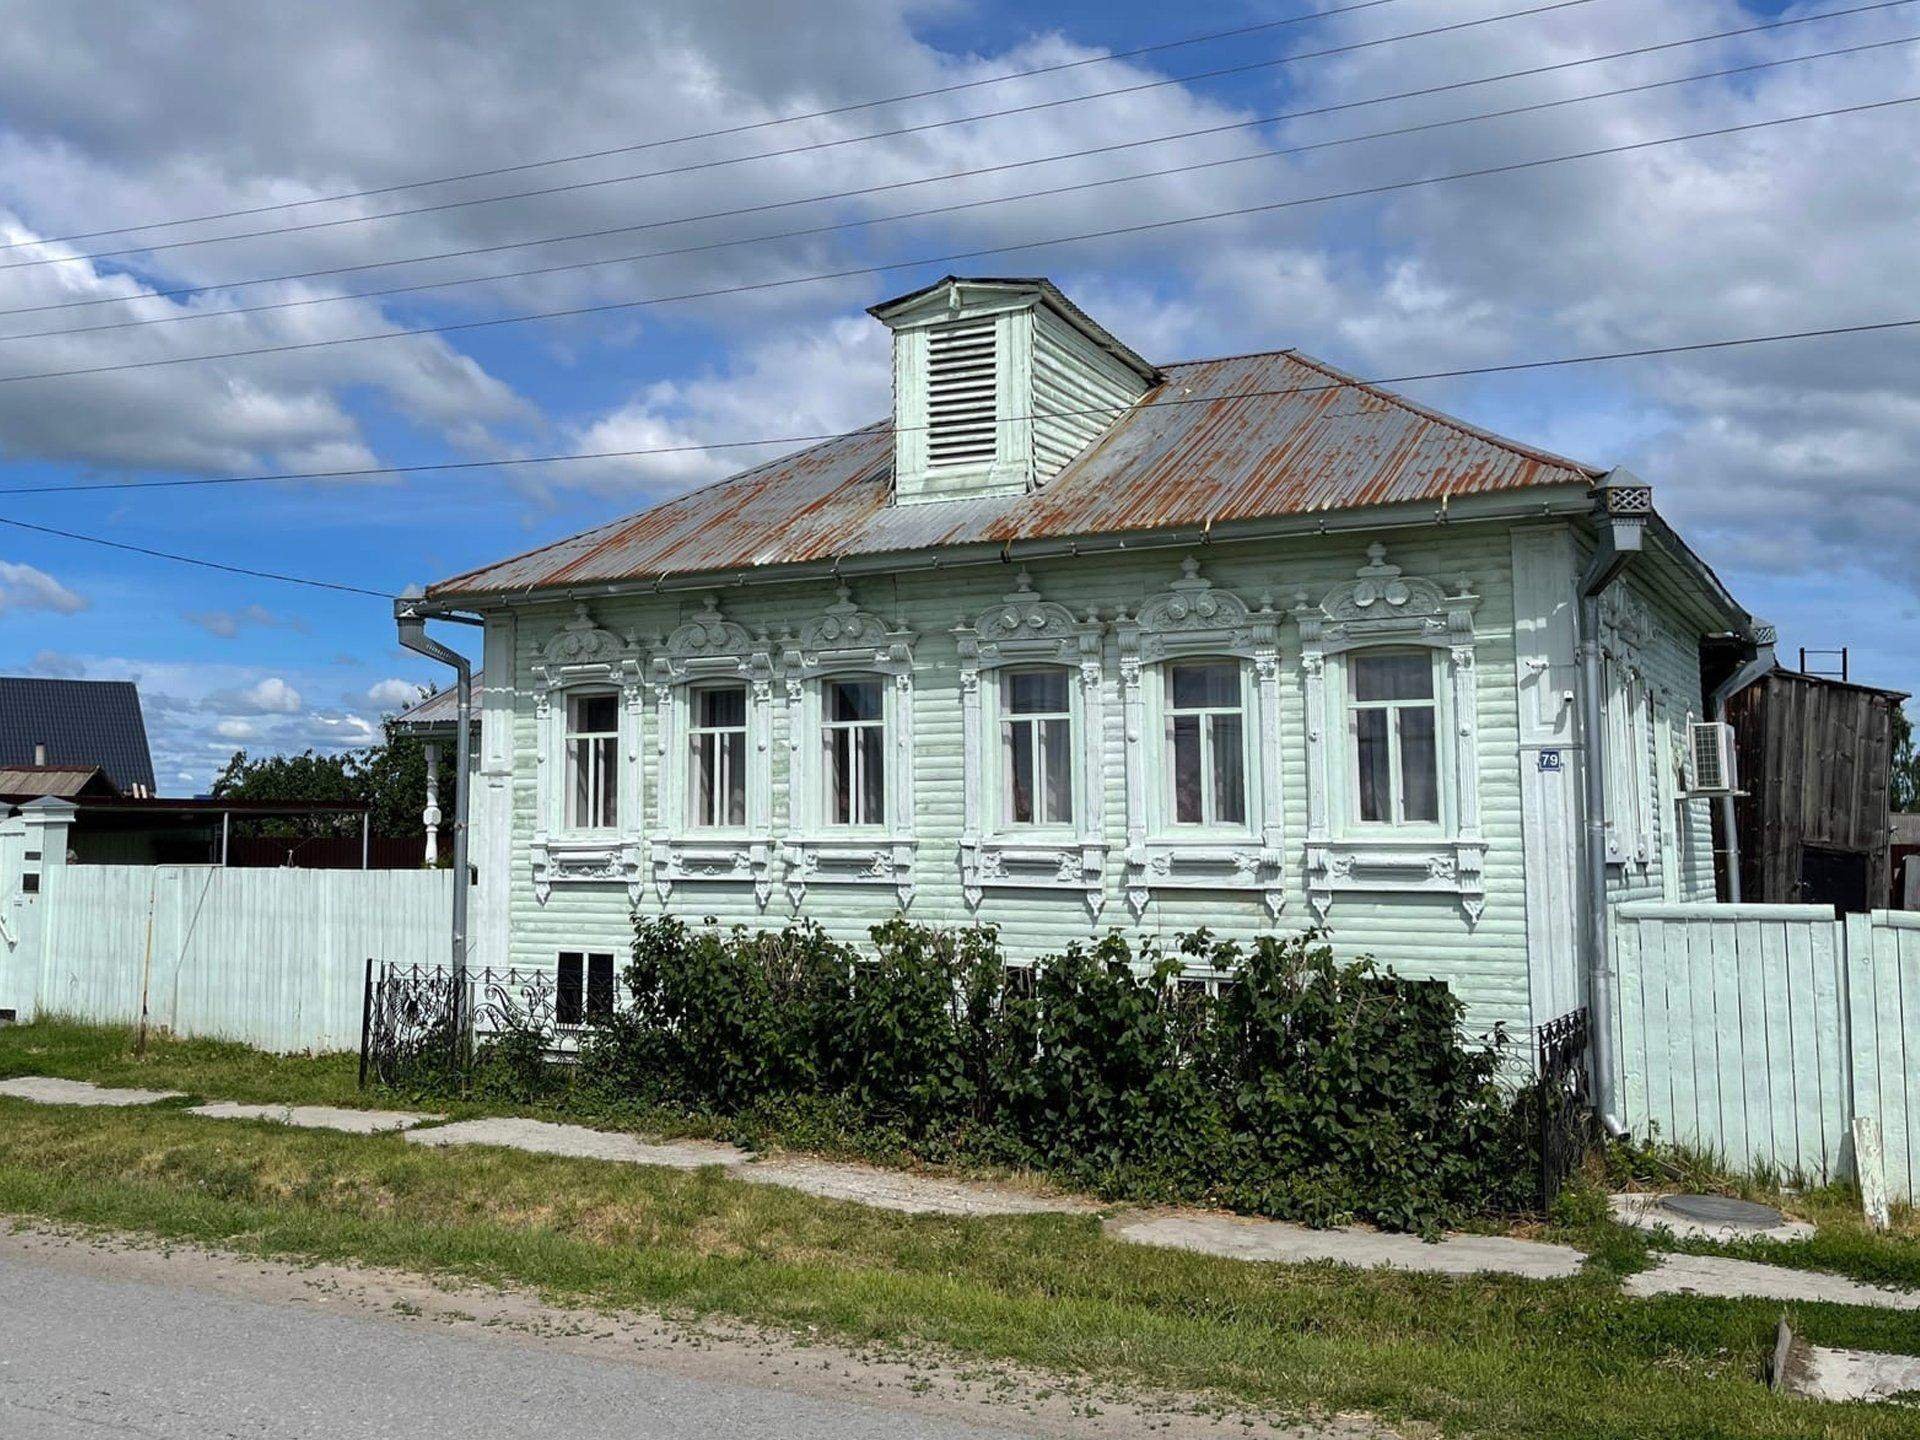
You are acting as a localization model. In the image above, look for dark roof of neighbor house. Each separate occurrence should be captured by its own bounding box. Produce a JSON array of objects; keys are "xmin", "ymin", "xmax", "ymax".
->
[
  {"xmin": 0, "ymin": 678, "xmax": 155, "ymax": 794},
  {"xmin": 430, "ymin": 347, "xmax": 1602, "ymax": 600},
  {"xmin": 0, "ymin": 764, "xmax": 119, "ymax": 802},
  {"xmin": 391, "ymin": 687, "xmax": 472, "ymax": 734}
]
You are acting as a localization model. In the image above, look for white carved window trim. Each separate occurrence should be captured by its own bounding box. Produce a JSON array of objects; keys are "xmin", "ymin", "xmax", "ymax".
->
[
  {"xmin": 649, "ymin": 596, "xmax": 776, "ymax": 906},
  {"xmin": 779, "ymin": 586, "xmax": 917, "ymax": 907},
  {"xmin": 1295, "ymin": 544, "xmax": 1484, "ymax": 924},
  {"xmin": 954, "ymin": 571, "xmax": 1106, "ymax": 919},
  {"xmin": 530, "ymin": 602, "xmax": 644, "ymax": 904},
  {"xmin": 1116, "ymin": 558, "xmax": 1283, "ymax": 921},
  {"xmin": 1598, "ymin": 586, "xmax": 1655, "ymax": 871}
]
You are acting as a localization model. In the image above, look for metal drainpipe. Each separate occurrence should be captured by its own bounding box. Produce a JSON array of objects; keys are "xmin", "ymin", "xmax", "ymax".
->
[
  {"xmin": 1705, "ymin": 626, "xmax": 1777, "ymax": 903},
  {"xmin": 1576, "ymin": 469, "xmax": 1652, "ymax": 1137},
  {"xmin": 395, "ymin": 596, "xmax": 482, "ymax": 1034}
]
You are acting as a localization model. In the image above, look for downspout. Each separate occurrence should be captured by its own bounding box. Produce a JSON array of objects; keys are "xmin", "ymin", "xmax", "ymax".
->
[
  {"xmin": 1705, "ymin": 624, "xmax": 1776, "ymax": 902},
  {"xmin": 395, "ymin": 594, "xmax": 482, "ymax": 1035},
  {"xmin": 1576, "ymin": 468, "xmax": 1652, "ymax": 1137}
]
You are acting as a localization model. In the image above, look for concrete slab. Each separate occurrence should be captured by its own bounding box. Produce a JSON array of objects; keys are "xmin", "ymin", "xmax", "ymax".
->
[
  {"xmin": 1626, "ymin": 1253, "xmax": 1920, "ymax": 1311},
  {"xmin": 736, "ymin": 1156, "xmax": 1094, "ymax": 1217},
  {"xmin": 188, "ymin": 1102, "xmax": 439, "ymax": 1134},
  {"xmin": 1108, "ymin": 1212, "xmax": 1585, "ymax": 1280},
  {"xmin": 1787, "ymin": 1343, "xmax": 1920, "ymax": 1404},
  {"xmin": 405, "ymin": 1117, "xmax": 748, "ymax": 1170},
  {"xmin": 1610, "ymin": 1192, "xmax": 1816, "ymax": 1244},
  {"xmin": 0, "ymin": 1076, "xmax": 183, "ymax": 1107}
]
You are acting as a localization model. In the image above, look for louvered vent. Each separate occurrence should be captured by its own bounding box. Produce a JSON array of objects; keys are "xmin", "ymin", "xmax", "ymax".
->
[{"xmin": 926, "ymin": 319, "xmax": 998, "ymax": 469}]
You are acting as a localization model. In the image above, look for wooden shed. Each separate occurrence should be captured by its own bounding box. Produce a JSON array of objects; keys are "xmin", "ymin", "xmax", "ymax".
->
[{"xmin": 1721, "ymin": 669, "xmax": 1906, "ymax": 909}]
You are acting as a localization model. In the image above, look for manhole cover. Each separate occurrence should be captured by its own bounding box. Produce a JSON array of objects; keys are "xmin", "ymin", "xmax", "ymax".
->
[{"xmin": 1660, "ymin": 1193, "xmax": 1784, "ymax": 1227}]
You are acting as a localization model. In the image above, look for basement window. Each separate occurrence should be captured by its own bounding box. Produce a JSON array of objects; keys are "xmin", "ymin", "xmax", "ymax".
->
[
  {"xmin": 925, "ymin": 318, "xmax": 997, "ymax": 469},
  {"xmin": 556, "ymin": 950, "xmax": 615, "ymax": 1026}
]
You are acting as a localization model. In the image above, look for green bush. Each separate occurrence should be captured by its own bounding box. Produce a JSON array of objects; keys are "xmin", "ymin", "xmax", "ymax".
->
[{"xmin": 567, "ymin": 916, "xmax": 1531, "ymax": 1233}]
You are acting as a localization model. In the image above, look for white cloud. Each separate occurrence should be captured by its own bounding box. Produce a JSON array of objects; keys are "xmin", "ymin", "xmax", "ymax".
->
[
  {"xmin": 214, "ymin": 676, "xmax": 304, "ymax": 715},
  {"xmin": 0, "ymin": 559, "xmax": 87, "ymax": 615},
  {"xmin": 364, "ymin": 678, "xmax": 424, "ymax": 710},
  {"xmin": 215, "ymin": 718, "xmax": 257, "ymax": 740}
]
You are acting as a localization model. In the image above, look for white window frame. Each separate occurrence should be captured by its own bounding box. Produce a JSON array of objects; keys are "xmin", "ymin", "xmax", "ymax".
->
[
  {"xmin": 1117, "ymin": 558, "xmax": 1283, "ymax": 921},
  {"xmin": 780, "ymin": 586, "xmax": 916, "ymax": 907},
  {"xmin": 649, "ymin": 596, "xmax": 776, "ymax": 906},
  {"xmin": 687, "ymin": 681, "xmax": 750, "ymax": 831},
  {"xmin": 954, "ymin": 571, "xmax": 1106, "ymax": 918},
  {"xmin": 820, "ymin": 674, "xmax": 890, "ymax": 827},
  {"xmin": 1297, "ymin": 544, "xmax": 1484, "ymax": 924},
  {"xmin": 1340, "ymin": 648, "xmax": 1446, "ymax": 833},
  {"xmin": 530, "ymin": 602, "xmax": 644, "ymax": 904},
  {"xmin": 562, "ymin": 689, "xmax": 621, "ymax": 832},
  {"xmin": 1160, "ymin": 658, "xmax": 1250, "ymax": 830}
]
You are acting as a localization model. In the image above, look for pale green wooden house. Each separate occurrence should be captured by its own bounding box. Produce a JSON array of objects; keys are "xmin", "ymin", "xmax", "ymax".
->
[{"xmin": 418, "ymin": 277, "xmax": 1760, "ymax": 1047}]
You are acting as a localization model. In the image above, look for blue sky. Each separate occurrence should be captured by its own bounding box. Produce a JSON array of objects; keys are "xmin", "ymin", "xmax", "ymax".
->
[{"xmin": 0, "ymin": 0, "xmax": 1913, "ymax": 791}]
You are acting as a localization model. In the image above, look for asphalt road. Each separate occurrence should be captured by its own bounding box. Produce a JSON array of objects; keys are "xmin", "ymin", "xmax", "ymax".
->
[{"xmin": 0, "ymin": 1248, "xmax": 1044, "ymax": 1440}]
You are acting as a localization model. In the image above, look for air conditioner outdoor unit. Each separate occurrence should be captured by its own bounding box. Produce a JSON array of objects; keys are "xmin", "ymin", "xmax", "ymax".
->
[{"xmin": 1686, "ymin": 719, "xmax": 1739, "ymax": 796}]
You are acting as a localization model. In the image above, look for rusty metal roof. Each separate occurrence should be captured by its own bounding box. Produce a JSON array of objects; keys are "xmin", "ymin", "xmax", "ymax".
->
[{"xmin": 430, "ymin": 347, "xmax": 1601, "ymax": 600}]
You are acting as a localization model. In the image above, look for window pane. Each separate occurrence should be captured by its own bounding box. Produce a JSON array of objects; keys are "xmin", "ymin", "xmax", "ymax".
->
[
  {"xmin": 1211, "ymin": 711, "xmax": 1246, "ymax": 825},
  {"xmin": 1355, "ymin": 708, "xmax": 1391, "ymax": 822},
  {"xmin": 697, "ymin": 685, "xmax": 745, "ymax": 728},
  {"xmin": 572, "ymin": 693, "xmax": 618, "ymax": 733},
  {"xmin": 828, "ymin": 727, "xmax": 853, "ymax": 825},
  {"xmin": 556, "ymin": 952, "xmax": 583, "ymax": 1027},
  {"xmin": 724, "ymin": 731, "xmax": 746, "ymax": 826},
  {"xmin": 1399, "ymin": 706, "xmax": 1439, "ymax": 823},
  {"xmin": 595, "ymin": 736, "xmax": 617, "ymax": 828},
  {"xmin": 1353, "ymin": 651, "xmax": 1432, "ymax": 703},
  {"xmin": 1170, "ymin": 661, "xmax": 1239, "ymax": 710},
  {"xmin": 1041, "ymin": 717, "xmax": 1073, "ymax": 825},
  {"xmin": 693, "ymin": 733, "xmax": 716, "ymax": 825},
  {"xmin": 1006, "ymin": 719, "xmax": 1035, "ymax": 824},
  {"xmin": 586, "ymin": 953, "xmax": 615, "ymax": 1021},
  {"xmin": 858, "ymin": 725, "xmax": 886, "ymax": 824},
  {"xmin": 568, "ymin": 739, "xmax": 590, "ymax": 827},
  {"xmin": 1172, "ymin": 713, "xmax": 1202, "ymax": 823},
  {"xmin": 828, "ymin": 677, "xmax": 882, "ymax": 722},
  {"xmin": 1005, "ymin": 668, "xmax": 1068, "ymax": 715}
]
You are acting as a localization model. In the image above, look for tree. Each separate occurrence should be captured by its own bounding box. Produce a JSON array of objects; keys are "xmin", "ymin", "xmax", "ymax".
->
[
  {"xmin": 1892, "ymin": 704, "xmax": 1920, "ymax": 813},
  {"xmin": 211, "ymin": 717, "xmax": 441, "ymax": 837}
]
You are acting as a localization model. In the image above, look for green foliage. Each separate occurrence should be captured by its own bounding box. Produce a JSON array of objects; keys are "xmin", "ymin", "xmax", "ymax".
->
[
  {"xmin": 1891, "ymin": 703, "xmax": 1920, "ymax": 812},
  {"xmin": 574, "ymin": 916, "xmax": 1531, "ymax": 1232},
  {"xmin": 211, "ymin": 704, "xmax": 436, "ymax": 839}
]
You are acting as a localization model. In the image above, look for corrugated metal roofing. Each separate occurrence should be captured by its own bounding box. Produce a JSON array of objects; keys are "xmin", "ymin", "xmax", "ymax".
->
[
  {"xmin": 431, "ymin": 347, "xmax": 1601, "ymax": 600},
  {"xmin": 0, "ymin": 678, "xmax": 155, "ymax": 794}
]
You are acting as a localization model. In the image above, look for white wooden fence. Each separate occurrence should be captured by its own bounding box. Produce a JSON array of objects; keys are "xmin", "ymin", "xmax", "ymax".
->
[
  {"xmin": 1, "ymin": 803, "xmax": 453, "ymax": 1053},
  {"xmin": 1612, "ymin": 902, "xmax": 1919, "ymax": 1202}
]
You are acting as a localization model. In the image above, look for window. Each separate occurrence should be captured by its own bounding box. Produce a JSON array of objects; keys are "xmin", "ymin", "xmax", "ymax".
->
[
  {"xmin": 1166, "ymin": 661, "xmax": 1246, "ymax": 827},
  {"xmin": 1350, "ymin": 650, "xmax": 1439, "ymax": 825},
  {"xmin": 564, "ymin": 692, "xmax": 618, "ymax": 830},
  {"xmin": 688, "ymin": 683, "xmax": 747, "ymax": 828},
  {"xmin": 1001, "ymin": 667, "xmax": 1073, "ymax": 827},
  {"xmin": 823, "ymin": 676, "xmax": 886, "ymax": 825},
  {"xmin": 556, "ymin": 950, "xmax": 615, "ymax": 1026},
  {"xmin": 925, "ymin": 318, "xmax": 997, "ymax": 469}
]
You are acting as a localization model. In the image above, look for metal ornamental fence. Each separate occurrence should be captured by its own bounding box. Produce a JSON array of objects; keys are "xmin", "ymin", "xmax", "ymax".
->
[
  {"xmin": 1535, "ymin": 1007, "xmax": 1594, "ymax": 1210},
  {"xmin": 358, "ymin": 959, "xmax": 566, "ymax": 1088}
]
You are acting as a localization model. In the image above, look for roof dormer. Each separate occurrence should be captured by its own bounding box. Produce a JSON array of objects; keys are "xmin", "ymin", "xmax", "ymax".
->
[{"xmin": 869, "ymin": 277, "xmax": 1160, "ymax": 506}]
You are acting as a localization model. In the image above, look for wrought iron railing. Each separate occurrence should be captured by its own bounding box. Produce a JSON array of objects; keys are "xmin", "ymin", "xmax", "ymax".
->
[
  {"xmin": 1535, "ymin": 1006, "xmax": 1594, "ymax": 1210},
  {"xmin": 358, "ymin": 959, "xmax": 563, "ymax": 1089}
]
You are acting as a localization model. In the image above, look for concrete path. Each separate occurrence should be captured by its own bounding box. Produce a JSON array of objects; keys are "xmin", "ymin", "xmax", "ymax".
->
[
  {"xmin": 189, "ymin": 1101, "xmax": 439, "ymax": 1134},
  {"xmin": 1608, "ymin": 1192, "xmax": 1816, "ymax": 1244},
  {"xmin": 1109, "ymin": 1212, "xmax": 1586, "ymax": 1279},
  {"xmin": 1, "ymin": 1225, "xmax": 1377, "ymax": 1440},
  {"xmin": 0, "ymin": 1076, "xmax": 181, "ymax": 1107},
  {"xmin": 1626, "ymin": 1253, "xmax": 1920, "ymax": 1311},
  {"xmin": 736, "ymin": 1156, "xmax": 1096, "ymax": 1218},
  {"xmin": 406, "ymin": 1116, "xmax": 751, "ymax": 1170},
  {"xmin": 1783, "ymin": 1342, "xmax": 1920, "ymax": 1405}
]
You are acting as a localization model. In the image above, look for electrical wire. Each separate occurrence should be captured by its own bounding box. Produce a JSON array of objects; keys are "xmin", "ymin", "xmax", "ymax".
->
[
  {"xmin": 6, "ymin": 30, "xmax": 1909, "ymax": 345},
  {"xmin": 0, "ymin": 92, "xmax": 1911, "ymax": 387}
]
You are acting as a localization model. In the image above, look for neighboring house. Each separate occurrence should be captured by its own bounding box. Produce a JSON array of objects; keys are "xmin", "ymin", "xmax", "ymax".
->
[
  {"xmin": 411, "ymin": 275, "xmax": 1763, "ymax": 1042},
  {"xmin": 392, "ymin": 685, "xmax": 479, "ymax": 868},
  {"xmin": 0, "ymin": 677, "xmax": 155, "ymax": 797},
  {"xmin": 0, "ymin": 764, "xmax": 120, "ymax": 807},
  {"xmin": 1719, "ymin": 667, "xmax": 1906, "ymax": 910}
]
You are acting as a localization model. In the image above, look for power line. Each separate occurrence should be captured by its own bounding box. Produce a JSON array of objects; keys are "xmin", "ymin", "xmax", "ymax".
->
[
  {"xmin": 0, "ymin": 0, "xmax": 1415, "ymax": 253},
  {"xmin": 8, "ymin": 30, "xmax": 1910, "ymax": 346},
  {"xmin": 0, "ymin": 0, "xmax": 1601, "ymax": 276},
  {"xmin": 14, "ymin": 0, "xmax": 1884, "ymax": 324},
  {"xmin": 0, "ymin": 92, "xmax": 1911, "ymax": 387},
  {"xmin": 2, "ymin": 313, "xmax": 1913, "ymax": 502},
  {"xmin": 0, "ymin": 514, "xmax": 392, "ymax": 596}
]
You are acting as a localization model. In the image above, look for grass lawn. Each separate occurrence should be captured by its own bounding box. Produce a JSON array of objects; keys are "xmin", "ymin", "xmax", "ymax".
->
[{"xmin": 2, "ymin": 1021, "xmax": 1918, "ymax": 1439}]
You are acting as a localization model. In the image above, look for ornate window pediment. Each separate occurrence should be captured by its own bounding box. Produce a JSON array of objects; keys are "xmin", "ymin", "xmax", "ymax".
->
[
  {"xmin": 649, "ymin": 596, "xmax": 777, "ymax": 906},
  {"xmin": 1116, "ymin": 558, "xmax": 1284, "ymax": 920},
  {"xmin": 1295, "ymin": 544, "xmax": 1484, "ymax": 923},
  {"xmin": 779, "ymin": 587, "xmax": 917, "ymax": 907},
  {"xmin": 953, "ymin": 571, "xmax": 1107, "ymax": 918},
  {"xmin": 530, "ymin": 602, "xmax": 645, "ymax": 904}
]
